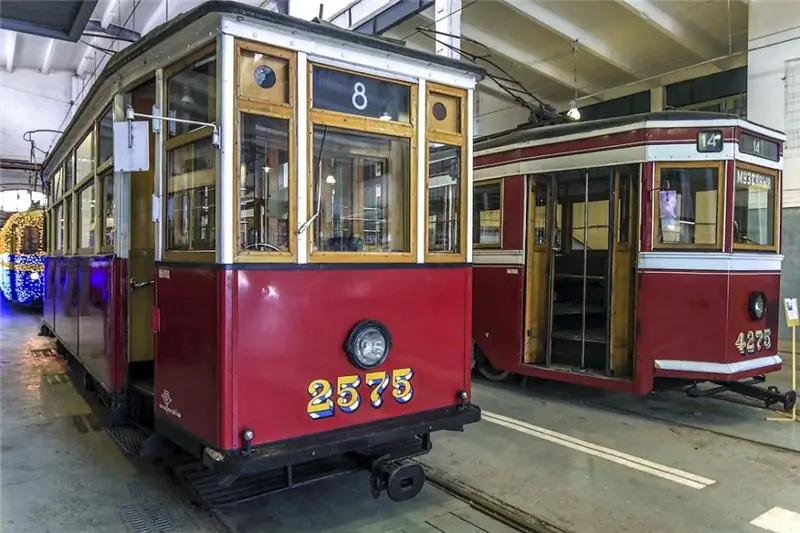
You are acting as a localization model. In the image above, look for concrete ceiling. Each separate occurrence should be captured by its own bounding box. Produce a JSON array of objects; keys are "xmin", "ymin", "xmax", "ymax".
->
[{"xmin": 336, "ymin": 0, "xmax": 751, "ymax": 111}]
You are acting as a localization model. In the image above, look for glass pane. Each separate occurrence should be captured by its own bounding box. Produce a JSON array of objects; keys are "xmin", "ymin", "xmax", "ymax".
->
[
  {"xmin": 658, "ymin": 167, "xmax": 719, "ymax": 245},
  {"xmin": 239, "ymin": 113, "xmax": 290, "ymax": 252},
  {"xmin": 65, "ymin": 153, "xmax": 74, "ymax": 191},
  {"xmin": 572, "ymin": 200, "xmax": 609, "ymax": 250},
  {"xmin": 98, "ymin": 108, "xmax": 114, "ymax": 163},
  {"xmin": 427, "ymin": 142, "xmax": 461, "ymax": 253},
  {"xmin": 533, "ymin": 182, "xmax": 548, "ymax": 246},
  {"xmin": 53, "ymin": 167, "xmax": 64, "ymax": 198},
  {"xmin": 166, "ymin": 137, "xmax": 216, "ymax": 250},
  {"xmin": 76, "ymin": 132, "xmax": 94, "ymax": 179},
  {"xmin": 64, "ymin": 196, "xmax": 72, "ymax": 252},
  {"xmin": 56, "ymin": 204, "xmax": 64, "ymax": 252},
  {"xmin": 618, "ymin": 176, "xmax": 630, "ymax": 244},
  {"xmin": 102, "ymin": 173, "xmax": 115, "ymax": 247},
  {"xmin": 473, "ymin": 183, "xmax": 501, "ymax": 246},
  {"xmin": 238, "ymin": 50, "xmax": 290, "ymax": 104},
  {"xmin": 167, "ymin": 54, "xmax": 216, "ymax": 137},
  {"xmin": 22, "ymin": 227, "xmax": 41, "ymax": 254},
  {"xmin": 312, "ymin": 66, "xmax": 410, "ymax": 122},
  {"xmin": 312, "ymin": 126, "xmax": 410, "ymax": 253},
  {"xmin": 734, "ymin": 168, "xmax": 775, "ymax": 246},
  {"xmin": 78, "ymin": 185, "xmax": 95, "ymax": 250}
]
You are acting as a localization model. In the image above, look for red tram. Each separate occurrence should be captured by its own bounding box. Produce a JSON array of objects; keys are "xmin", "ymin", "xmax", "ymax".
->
[
  {"xmin": 39, "ymin": 1, "xmax": 483, "ymax": 502},
  {"xmin": 470, "ymin": 111, "xmax": 796, "ymax": 411}
]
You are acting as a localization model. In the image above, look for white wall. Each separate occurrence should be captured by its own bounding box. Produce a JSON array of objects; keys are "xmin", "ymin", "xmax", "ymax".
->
[
  {"xmin": 747, "ymin": 0, "xmax": 800, "ymax": 206},
  {"xmin": 0, "ymin": 69, "xmax": 74, "ymax": 161},
  {"xmin": 474, "ymin": 90, "xmax": 527, "ymax": 137}
]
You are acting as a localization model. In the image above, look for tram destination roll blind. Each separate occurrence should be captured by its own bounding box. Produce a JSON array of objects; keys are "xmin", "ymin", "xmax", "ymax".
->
[{"xmin": 312, "ymin": 66, "xmax": 410, "ymax": 122}]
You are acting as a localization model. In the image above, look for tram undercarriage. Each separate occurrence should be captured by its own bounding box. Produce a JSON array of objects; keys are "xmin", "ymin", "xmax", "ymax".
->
[{"xmin": 44, "ymin": 326, "xmax": 475, "ymax": 505}]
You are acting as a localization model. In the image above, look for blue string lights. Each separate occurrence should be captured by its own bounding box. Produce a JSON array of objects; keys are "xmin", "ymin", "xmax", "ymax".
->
[{"xmin": 0, "ymin": 210, "xmax": 45, "ymax": 306}]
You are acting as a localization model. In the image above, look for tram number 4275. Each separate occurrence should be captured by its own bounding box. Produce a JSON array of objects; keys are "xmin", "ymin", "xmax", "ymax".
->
[
  {"xmin": 306, "ymin": 368, "xmax": 414, "ymax": 420},
  {"xmin": 734, "ymin": 329, "xmax": 772, "ymax": 355}
]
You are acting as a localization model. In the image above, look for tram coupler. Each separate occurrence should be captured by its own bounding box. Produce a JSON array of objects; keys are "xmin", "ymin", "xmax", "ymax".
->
[
  {"xmin": 348, "ymin": 452, "xmax": 425, "ymax": 502},
  {"xmin": 710, "ymin": 379, "xmax": 797, "ymax": 412}
]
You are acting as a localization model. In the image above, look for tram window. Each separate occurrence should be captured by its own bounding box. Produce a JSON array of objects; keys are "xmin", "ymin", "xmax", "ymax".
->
[
  {"xmin": 102, "ymin": 173, "xmax": 115, "ymax": 247},
  {"xmin": 55, "ymin": 204, "xmax": 64, "ymax": 253},
  {"xmin": 22, "ymin": 227, "xmax": 40, "ymax": 255},
  {"xmin": 428, "ymin": 142, "xmax": 461, "ymax": 254},
  {"xmin": 64, "ymin": 195, "xmax": 72, "ymax": 253},
  {"xmin": 239, "ymin": 113, "xmax": 290, "ymax": 252},
  {"xmin": 98, "ymin": 108, "xmax": 114, "ymax": 165},
  {"xmin": 311, "ymin": 126, "xmax": 411, "ymax": 253},
  {"xmin": 571, "ymin": 201, "xmax": 610, "ymax": 250},
  {"xmin": 52, "ymin": 166, "xmax": 64, "ymax": 199},
  {"xmin": 166, "ymin": 137, "xmax": 216, "ymax": 251},
  {"xmin": 473, "ymin": 182, "xmax": 501, "ymax": 247},
  {"xmin": 656, "ymin": 167, "xmax": 720, "ymax": 246},
  {"xmin": 78, "ymin": 185, "xmax": 95, "ymax": 251},
  {"xmin": 167, "ymin": 54, "xmax": 216, "ymax": 138},
  {"xmin": 733, "ymin": 167, "xmax": 775, "ymax": 247},
  {"xmin": 618, "ymin": 176, "xmax": 630, "ymax": 245},
  {"xmin": 76, "ymin": 131, "xmax": 94, "ymax": 181},
  {"xmin": 64, "ymin": 153, "xmax": 74, "ymax": 191}
]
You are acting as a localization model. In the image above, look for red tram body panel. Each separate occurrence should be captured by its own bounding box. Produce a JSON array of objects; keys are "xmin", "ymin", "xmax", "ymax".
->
[
  {"xmin": 470, "ymin": 111, "xmax": 794, "ymax": 410},
  {"xmin": 38, "ymin": 2, "xmax": 484, "ymax": 501}
]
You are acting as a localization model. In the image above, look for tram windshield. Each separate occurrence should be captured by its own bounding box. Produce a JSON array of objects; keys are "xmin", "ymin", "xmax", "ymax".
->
[
  {"xmin": 733, "ymin": 166, "xmax": 776, "ymax": 248},
  {"xmin": 655, "ymin": 164, "xmax": 721, "ymax": 248}
]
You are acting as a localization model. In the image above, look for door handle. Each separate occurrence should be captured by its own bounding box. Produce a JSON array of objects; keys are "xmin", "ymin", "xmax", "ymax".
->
[{"xmin": 129, "ymin": 278, "xmax": 154, "ymax": 291}]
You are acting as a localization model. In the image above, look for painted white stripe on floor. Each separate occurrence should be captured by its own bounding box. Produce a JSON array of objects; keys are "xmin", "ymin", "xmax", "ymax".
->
[
  {"xmin": 750, "ymin": 507, "xmax": 800, "ymax": 533},
  {"xmin": 481, "ymin": 411, "xmax": 716, "ymax": 490}
]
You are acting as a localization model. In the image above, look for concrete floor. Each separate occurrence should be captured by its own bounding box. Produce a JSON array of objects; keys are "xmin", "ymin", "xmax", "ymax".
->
[
  {"xmin": 3, "ymin": 299, "xmax": 799, "ymax": 533},
  {"xmin": 424, "ymin": 377, "xmax": 800, "ymax": 533},
  {"xmin": 0, "ymin": 302, "xmax": 514, "ymax": 533}
]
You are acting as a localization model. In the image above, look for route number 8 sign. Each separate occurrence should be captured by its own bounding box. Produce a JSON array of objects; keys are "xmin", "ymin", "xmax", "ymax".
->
[{"xmin": 312, "ymin": 65, "xmax": 410, "ymax": 122}]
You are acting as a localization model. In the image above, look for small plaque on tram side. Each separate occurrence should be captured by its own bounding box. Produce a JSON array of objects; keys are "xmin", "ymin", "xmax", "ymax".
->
[
  {"xmin": 696, "ymin": 130, "xmax": 723, "ymax": 153},
  {"xmin": 312, "ymin": 66, "xmax": 410, "ymax": 122},
  {"xmin": 739, "ymin": 132, "xmax": 780, "ymax": 162}
]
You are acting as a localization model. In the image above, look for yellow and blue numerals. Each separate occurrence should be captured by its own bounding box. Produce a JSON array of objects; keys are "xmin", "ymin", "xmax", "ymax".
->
[{"xmin": 306, "ymin": 368, "xmax": 414, "ymax": 420}]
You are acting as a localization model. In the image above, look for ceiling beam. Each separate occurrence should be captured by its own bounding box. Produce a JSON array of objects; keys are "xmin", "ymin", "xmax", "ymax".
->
[
  {"xmin": 5, "ymin": 31, "xmax": 17, "ymax": 72},
  {"xmin": 418, "ymin": 10, "xmax": 601, "ymax": 95},
  {"xmin": 496, "ymin": 0, "xmax": 639, "ymax": 76},
  {"xmin": 615, "ymin": 0, "xmax": 722, "ymax": 59},
  {"xmin": 76, "ymin": 0, "xmax": 119, "ymax": 76},
  {"xmin": 41, "ymin": 39, "xmax": 56, "ymax": 74}
]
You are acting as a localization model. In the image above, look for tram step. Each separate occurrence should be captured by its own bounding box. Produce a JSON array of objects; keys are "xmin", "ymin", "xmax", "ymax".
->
[
  {"xmin": 107, "ymin": 424, "xmax": 154, "ymax": 456},
  {"xmin": 167, "ymin": 436, "xmax": 430, "ymax": 508}
]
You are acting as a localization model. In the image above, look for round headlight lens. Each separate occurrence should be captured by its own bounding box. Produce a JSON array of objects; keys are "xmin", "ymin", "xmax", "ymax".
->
[
  {"xmin": 749, "ymin": 291, "xmax": 766, "ymax": 320},
  {"xmin": 345, "ymin": 321, "xmax": 391, "ymax": 369}
]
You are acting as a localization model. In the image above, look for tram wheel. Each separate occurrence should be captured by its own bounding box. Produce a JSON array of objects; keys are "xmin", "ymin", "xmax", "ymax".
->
[
  {"xmin": 784, "ymin": 390, "xmax": 797, "ymax": 412},
  {"xmin": 477, "ymin": 359, "xmax": 511, "ymax": 382}
]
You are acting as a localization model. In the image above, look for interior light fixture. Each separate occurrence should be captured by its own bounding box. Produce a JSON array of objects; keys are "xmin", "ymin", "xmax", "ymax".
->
[{"xmin": 566, "ymin": 100, "xmax": 581, "ymax": 121}]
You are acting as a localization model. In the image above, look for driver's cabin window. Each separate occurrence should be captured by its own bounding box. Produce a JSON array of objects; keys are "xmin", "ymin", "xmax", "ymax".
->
[
  {"xmin": 656, "ymin": 165, "xmax": 720, "ymax": 247},
  {"xmin": 238, "ymin": 113, "xmax": 290, "ymax": 252},
  {"xmin": 733, "ymin": 166, "xmax": 775, "ymax": 248},
  {"xmin": 473, "ymin": 181, "xmax": 501, "ymax": 247}
]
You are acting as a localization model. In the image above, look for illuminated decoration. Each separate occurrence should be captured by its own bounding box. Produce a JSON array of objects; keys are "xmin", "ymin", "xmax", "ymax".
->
[{"xmin": 0, "ymin": 209, "xmax": 45, "ymax": 306}]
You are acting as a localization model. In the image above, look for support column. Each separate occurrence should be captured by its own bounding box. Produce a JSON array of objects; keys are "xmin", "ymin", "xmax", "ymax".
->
[
  {"xmin": 434, "ymin": 0, "xmax": 461, "ymax": 59},
  {"xmin": 650, "ymin": 86, "xmax": 664, "ymax": 112}
]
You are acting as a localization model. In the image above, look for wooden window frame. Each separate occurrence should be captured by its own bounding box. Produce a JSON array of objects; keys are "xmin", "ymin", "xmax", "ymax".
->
[
  {"xmin": 98, "ymin": 170, "xmax": 115, "ymax": 253},
  {"xmin": 652, "ymin": 160, "xmax": 725, "ymax": 251},
  {"xmin": 52, "ymin": 201, "xmax": 65, "ymax": 256},
  {"xmin": 306, "ymin": 62, "xmax": 418, "ymax": 264},
  {"xmin": 96, "ymin": 106, "xmax": 114, "ymax": 175},
  {"xmin": 162, "ymin": 43, "xmax": 218, "ymax": 263},
  {"xmin": 233, "ymin": 40, "xmax": 297, "ymax": 263},
  {"xmin": 424, "ymin": 82, "xmax": 467, "ymax": 263},
  {"xmin": 472, "ymin": 178, "xmax": 504, "ymax": 250},
  {"xmin": 75, "ymin": 182, "xmax": 96, "ymax": 255},
  {"xmin": 731, "ymin": 161, "xmax": 780, "ymax": 253}
]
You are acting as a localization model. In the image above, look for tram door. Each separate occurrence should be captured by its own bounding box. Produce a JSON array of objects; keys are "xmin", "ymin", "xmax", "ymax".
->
[
  {"xmin": 127, "ymin": 79, "xmax": 157, "ymax": 368},
  {"xmin": 524, "ymin": 168, "xmax": 637, "ymax": 378}
]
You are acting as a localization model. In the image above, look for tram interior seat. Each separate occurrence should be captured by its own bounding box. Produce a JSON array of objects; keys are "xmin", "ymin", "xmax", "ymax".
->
[{"xmin": 325, "ymin": 235, "xmax": 365, "ymax": 251}]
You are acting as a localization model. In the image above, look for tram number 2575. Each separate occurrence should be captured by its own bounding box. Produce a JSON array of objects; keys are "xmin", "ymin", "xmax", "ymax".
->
[
  {"xmin": 306, "ymin": 368, "xmax": 414, "ymax": 420},
  {"xmin": 734, "ymin": 329, "xmax": 772, "ymax": 355}
]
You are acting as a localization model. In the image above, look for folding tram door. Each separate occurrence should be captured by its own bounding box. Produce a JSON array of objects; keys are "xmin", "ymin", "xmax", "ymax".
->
[{"xmin": 523, "ymin": 167, "xmax": 637, "ymax": 380}]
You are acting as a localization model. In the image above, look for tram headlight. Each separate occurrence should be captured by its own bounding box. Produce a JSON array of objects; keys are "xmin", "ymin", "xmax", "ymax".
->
[
  {"xmin": 345, "ymin": 320, "xmax": 391, "ymax": 369},
  {"xmin": 749, "ymin": 291, "xmax": 767, "ymax": 321}
]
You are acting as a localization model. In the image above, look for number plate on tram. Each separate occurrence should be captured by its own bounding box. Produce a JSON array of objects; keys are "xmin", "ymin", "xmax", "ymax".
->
[
  {"xmin": 734, "ymin": 329, "xmax": 772, "ymax": 355},
  {"xmin": 306, "ymin": 369, "xmax": 415, "ymax": 420}
]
